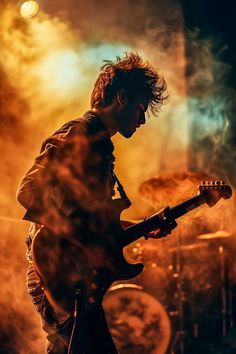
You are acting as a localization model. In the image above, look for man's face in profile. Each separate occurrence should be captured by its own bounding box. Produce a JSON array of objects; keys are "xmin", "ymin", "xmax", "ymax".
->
[{"xmin": 117, "ymin": 97, "xmax": 148, "ymax": 138}]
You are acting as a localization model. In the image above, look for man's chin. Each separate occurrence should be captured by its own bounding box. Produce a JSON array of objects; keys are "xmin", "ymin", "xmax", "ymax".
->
[{"xmin": 119, "ymin": 128, "xmax": 135, "ymax": 139}]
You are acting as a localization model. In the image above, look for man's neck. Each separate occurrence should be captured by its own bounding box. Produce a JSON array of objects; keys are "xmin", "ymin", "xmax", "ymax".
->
[{"xmin": 92, "ymin": 106, "xmax": 117, "ymax": 137}]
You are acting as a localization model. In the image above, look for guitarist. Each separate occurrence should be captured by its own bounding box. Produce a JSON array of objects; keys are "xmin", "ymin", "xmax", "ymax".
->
[{"xmin": 16, "ymin": 53, "xmax": 177, "ymax": 354}]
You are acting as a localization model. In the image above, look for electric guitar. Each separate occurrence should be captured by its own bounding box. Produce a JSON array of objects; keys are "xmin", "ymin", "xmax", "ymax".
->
[{"xmin": 32, "ymin": 181, "xmax": 232, "ymax": 314}]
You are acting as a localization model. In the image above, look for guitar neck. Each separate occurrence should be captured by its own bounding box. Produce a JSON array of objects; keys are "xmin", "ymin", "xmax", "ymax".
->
[{"xmin": 121, "ymin": 193, "xmax": 207, "ymax": 247}]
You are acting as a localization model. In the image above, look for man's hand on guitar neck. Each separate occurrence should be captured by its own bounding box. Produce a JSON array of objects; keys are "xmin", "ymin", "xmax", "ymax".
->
[
  {"xmin": 121, "ymin": 207, "xmax": 177, "ymax": 240},
  {"xmin": 144, "ymin": 206, "xmax": 177, "ymax": 239}
]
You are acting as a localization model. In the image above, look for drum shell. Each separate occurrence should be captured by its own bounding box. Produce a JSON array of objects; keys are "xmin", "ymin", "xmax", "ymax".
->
[{"xmin": 103, "ymin": 283, "xmax": 171, "ymax": 354}]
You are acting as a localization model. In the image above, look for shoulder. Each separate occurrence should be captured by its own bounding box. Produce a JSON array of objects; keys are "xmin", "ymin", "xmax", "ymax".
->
[
  {"xmin": 40, "ymin": 114, "xmax": 91, "ymax": 153},
  {"xmin": 38, "ymin": 111, "xmax": 112, "ymax": 157}
]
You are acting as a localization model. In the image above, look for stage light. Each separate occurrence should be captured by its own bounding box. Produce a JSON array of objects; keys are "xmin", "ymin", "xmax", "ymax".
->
[{"xmin": 20, "ymin": 1, "xmax": 39, "ymax": 19}]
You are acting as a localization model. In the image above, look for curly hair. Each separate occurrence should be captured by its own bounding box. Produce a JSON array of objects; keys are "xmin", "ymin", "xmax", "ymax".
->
[{"xmin": 90, "ymin": 52, "xmax": 168, "ymax": 115}]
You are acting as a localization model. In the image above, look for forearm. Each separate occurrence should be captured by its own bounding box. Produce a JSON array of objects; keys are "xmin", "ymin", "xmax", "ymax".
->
[
  {"xmin": 17, "ymin": 179, "xmax": 82, "ymax": 247},
  {"xmin": 23, "ymin": 198, "xmax": 84, "ymax": 247}
]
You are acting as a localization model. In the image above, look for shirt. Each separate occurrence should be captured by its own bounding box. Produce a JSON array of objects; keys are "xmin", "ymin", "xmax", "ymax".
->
[{"xmin": 17, "ymin": 111, "xmax": 117, "ymax": 256}]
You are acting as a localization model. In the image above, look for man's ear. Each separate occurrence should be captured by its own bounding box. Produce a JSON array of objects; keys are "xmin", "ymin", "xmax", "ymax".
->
[{"xmin": 117, "ymin": 90, "xmax": 128, "ymax": 108}]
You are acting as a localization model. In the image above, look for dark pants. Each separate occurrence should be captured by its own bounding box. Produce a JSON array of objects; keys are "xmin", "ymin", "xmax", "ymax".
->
[{"xmin": 27, "ymin": 265, "xmax": 118, "ymax": 354}]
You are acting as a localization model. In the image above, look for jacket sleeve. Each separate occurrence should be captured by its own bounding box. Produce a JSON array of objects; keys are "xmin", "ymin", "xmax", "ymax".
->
[
  {"xmin": 16, "ymin": 142, "xmax": 59, "ymax": 224},
  {"xmin": 16, "ymin": 123, "xmax": 110, "ymax": 238}
]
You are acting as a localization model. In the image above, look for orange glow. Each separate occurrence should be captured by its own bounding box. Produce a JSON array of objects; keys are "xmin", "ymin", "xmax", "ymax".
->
[
  {"xmin": 20, "ymin": 1, "xmax": 39, "ymax": 19},
  {"xmin": 1, "ymin": 3, "xmax": 235, "ymax": 353}
]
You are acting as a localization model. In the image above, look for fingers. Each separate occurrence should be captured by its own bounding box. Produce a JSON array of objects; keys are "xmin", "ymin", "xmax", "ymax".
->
[
  {"xmin": 157, "ymin": 206, "xmax": 170, "ymax": 219},
  {"xmin": 162, "ymin": 219, "xmax": 177, "ymax": 233},
  {"xmin": 146, "ymin": 219, "xmax": 177, "ymax": 239}
]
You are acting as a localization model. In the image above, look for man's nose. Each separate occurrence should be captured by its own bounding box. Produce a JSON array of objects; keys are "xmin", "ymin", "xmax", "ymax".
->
[{"xmin": 139, "ymin": 111, "xmax": 146, "ymax": 125}]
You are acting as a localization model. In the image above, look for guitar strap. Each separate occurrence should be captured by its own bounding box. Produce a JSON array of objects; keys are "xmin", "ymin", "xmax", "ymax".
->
[{"xmin": 112, "ymin": 170, "xmax": 131, "ymax": 207}]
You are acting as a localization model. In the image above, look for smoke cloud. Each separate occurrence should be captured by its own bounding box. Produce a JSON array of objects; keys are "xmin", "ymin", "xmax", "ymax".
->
[{"xmin": 0, "ymin": 0, "xmax": 234, "ymax": 352}]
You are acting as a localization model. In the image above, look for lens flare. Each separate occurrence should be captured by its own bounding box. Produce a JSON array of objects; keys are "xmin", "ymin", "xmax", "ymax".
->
[{"xmin": 20, "ymin": 1, "xmax": 39, "ymax": 19}]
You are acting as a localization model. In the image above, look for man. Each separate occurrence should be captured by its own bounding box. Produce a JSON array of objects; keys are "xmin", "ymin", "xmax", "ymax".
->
[{"xmin": 17, "ymin": 53, "xmax": 176, "ymax": 354}]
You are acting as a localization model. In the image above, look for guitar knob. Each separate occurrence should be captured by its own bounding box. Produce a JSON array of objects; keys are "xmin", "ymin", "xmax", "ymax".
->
[
  {"xmin": 91, "ymin": 282, "xmax": 97, "ymax": 290},
  {"xmin": 88, "ymin": 296, "xmax": 95, "ymax": 304}
]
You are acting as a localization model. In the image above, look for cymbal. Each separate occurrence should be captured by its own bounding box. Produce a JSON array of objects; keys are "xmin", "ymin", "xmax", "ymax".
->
[
  {"xmin": 169, "ymin": 242, "xmax": 208, "ymax": 253},
  {"xmin": 139, "ymin": 171, "xmax": 212, "ymax": 205},
  {"xmin": 198, "ymin": 230, "xmax": 232, "ymax": 240},
  {"xmin": 139, "ymin": 171, "xmax": 211, "ymax": 192}
]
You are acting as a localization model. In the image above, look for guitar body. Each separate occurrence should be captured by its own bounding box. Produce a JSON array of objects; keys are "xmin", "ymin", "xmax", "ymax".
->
[
  {"xmin": 31, "ymin": 182, "xmax": 232, "ymax": 315},
  {"xmin": 32, "ymin": 199, "xmax": 143, "ymax": 314}
]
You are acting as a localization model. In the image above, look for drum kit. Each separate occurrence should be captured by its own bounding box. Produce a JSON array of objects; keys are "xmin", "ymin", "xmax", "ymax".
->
[{"xmin": 104, "ymin": 173, "xmax": 235, "ymax": 354}]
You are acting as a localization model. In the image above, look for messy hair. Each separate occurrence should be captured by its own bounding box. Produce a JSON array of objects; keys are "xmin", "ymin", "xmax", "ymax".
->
[{"xmin": 90, "ymin": 52, "xmax": 168, "ymax": 115}]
